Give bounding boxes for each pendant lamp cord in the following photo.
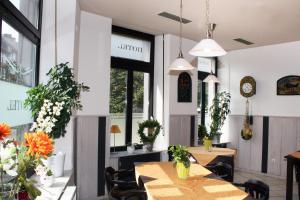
[179,0,183,55]
[54,0,58,66]
[206,0,210,25]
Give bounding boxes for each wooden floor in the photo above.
[235,170,298,200]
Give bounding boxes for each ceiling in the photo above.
[79,0,300,51]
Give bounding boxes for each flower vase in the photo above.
[176,162,190,179]
[53,152,65,177]
[40,175,55,187]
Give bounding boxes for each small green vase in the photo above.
[176,162,190,179]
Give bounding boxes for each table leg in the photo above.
[286,160,293,200]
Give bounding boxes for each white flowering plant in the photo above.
[30,99,64,135]
[25,63,89,139]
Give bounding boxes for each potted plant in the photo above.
[198,124,207,145]
[207,92,231,150]
[0,123,54,199]
[169,145,191,179]
[137,119,161,152]
[25,63,89,177]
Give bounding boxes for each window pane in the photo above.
[132,72,149,144]
[110,68,127,147]
[197,80,202,124]
[0,21,37,139]
[198,57,215,73]
[1,21,37,87]
[9,0,40,28]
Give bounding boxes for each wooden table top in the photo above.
[188,146,236,166]
[135,162,248,200]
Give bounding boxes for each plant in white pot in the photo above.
[207,91,231,149]
[25,63,89,177]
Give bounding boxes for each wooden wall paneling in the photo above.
[228,115,243,168]
[237,127,251,170]
[169,115,181,145]
[181,116,191,146]
[296,118,300,150]
[76,116,99,200]
[268,117,282,176]
[169,115,191,146]
[250,116,263,172]
[280,117,297,177]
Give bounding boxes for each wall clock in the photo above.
[240,76,256,98]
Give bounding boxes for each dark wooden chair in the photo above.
[234,179,269,200]
[205,162,233,182]
[104,167,147,200]
[295,164,300,200]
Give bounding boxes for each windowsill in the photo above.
[110,149,162,158]
[32,170,73,200]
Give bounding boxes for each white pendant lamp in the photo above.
[189,0,227,57]
[203,71,220,83]
[169,0,194,71]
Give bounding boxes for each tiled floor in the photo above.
[235,170,298,199]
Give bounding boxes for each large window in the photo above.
[110,26,154,151]
[0,0,42,140]
[197,57,217,127]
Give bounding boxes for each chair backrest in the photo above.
[208,162,233,182]
[244,179,270,200]
[104,167,116,193]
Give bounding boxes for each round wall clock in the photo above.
[240,76,256,98]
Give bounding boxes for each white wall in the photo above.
[219,41,300,117]
[39,0,78,170]
[77,12,111,116]
[153,34,198,151]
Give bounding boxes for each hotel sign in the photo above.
[111,34,151,62]
[0,80,32,127]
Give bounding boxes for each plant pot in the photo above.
[17,191,30,200]
[214,133,221,143]
[176,162,190,179]
[40,175,55,187]
[127,146,134,154]
[203,139,212,151]
[143,143,153,152]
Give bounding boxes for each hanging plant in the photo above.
[25,62,89,139]
[137,119,161,144]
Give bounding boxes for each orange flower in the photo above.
[0,123,11,140]
[24,131,54,158]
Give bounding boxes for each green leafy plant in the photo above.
[169,145,190,168]
[137,119,161,144]
[25,62,89,139]
[208,91,231,139]
[198,124,208,141]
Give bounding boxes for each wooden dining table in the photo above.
[135,162,250,200]
[188,146,236,166]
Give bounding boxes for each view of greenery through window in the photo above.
[110,69,145,113]
[110,68,148,146]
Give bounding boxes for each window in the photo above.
[0,1,42,140]
[110,26,154,151]
[197,57,217,126]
